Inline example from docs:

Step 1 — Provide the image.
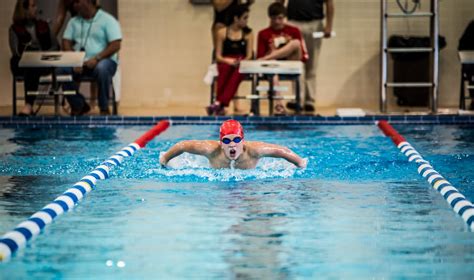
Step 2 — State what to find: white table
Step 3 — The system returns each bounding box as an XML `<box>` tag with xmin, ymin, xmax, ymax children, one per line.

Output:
<box><xmin>239</xmin><ymin>60</ymin><xmax>304</xmax><ymax>75</ymax></box>
<box><xmin>18</xmin><ymin>51</ymin><xmax>85</xmax><ymax>115</ymax></box>
<box><xmin>19</xmin><ymin>51</ymin><xmax>85</xmax><ymax>68</ymax></box>
<box><xmin>239</xmin><ymin>60</ymin><xmax>304</xmax><ymax>115</ymax></box>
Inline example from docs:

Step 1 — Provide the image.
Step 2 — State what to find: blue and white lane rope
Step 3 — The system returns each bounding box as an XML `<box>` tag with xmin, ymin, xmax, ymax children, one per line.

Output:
<box><xmin>378</xmin><ymin>120</ymin><xmax>474</xmax><ymax>231</ymax></box>
<box><xmin>397</xmin><ymin>141</ymin><xmax>474</xmax><ymax>230</ymax></box>
<box><xmin>0</xmin><ymin>120</ymin><xmax>170</xmax><ymax>262</ymax></box>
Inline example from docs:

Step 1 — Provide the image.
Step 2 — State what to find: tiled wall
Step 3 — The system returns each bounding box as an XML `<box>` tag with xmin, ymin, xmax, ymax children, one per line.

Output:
<box><xmin>1</xmin><ymin>0</ymin><xmax>473</xmax><ymax>112</ymax></box>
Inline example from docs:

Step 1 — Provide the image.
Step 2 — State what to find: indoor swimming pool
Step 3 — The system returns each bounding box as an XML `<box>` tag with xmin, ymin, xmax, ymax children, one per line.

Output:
<box><xmin>0</xmin><ymin>118</ymin><xmax>473</xmax><ymax>278</ymax></box>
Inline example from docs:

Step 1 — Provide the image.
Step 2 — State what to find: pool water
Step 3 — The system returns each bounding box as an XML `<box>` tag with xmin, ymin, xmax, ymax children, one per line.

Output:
<box><xmin>0</xmin><ymin>124</ymin><xmax>473</xmax><ymax>278</ymax></box>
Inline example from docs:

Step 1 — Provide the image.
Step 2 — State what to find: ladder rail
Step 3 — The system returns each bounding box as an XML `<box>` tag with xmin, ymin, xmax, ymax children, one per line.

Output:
<box><xmin>386</xmin><ymin>48</ymin><xmax>432</xmax><ymax>53</ymax></box>
<box><xmin>380</xmin><ymin>0</ymin><xmax>439</xmax><ymax>113</ymax></box>
<box><xmin>386</xmin><ymin>12</ymin><xmax>433</xmax><ymax>18</ymax></box>
<box><xmin>380</xmin><ymin>0</ymin><xmax>388</xmax><ymax>113</ymax></box>
<box><xmin>430</xmin><ymin>0</ymin><xmax>439</xmax><ymax>113</ymax></box>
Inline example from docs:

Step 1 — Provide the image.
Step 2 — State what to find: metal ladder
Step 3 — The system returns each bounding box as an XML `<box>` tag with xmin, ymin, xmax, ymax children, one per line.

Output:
<box><xmin>380</xmin><ymin>0</ymin><xmax>439</xmax><ymax>113</ymax></box>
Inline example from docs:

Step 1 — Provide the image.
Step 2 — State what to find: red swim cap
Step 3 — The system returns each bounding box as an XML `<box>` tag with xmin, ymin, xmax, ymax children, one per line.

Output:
<box><xmin>219</xmin><ymin>120</ymin><xmax>244</xmax><ymax>140</ymax></box>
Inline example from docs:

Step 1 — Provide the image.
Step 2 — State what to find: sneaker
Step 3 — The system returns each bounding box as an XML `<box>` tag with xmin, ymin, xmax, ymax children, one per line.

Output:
<box><xmin>286</xmin><ymin>102</ymin><xmax>298</xmax><ymax>111</ymax></box>
<box><xmin>70</xmin><ymin>103</ymin><xmax>91</xmax><ymax>116</ymax></box>
<box><xmin>216</xmin><ymin>107</ymin><xmax>226</xmax><ymax>116</ymax></box>
<box><xmin>100</xmin><ymin>108</ymin><xmax>111</xmax><ymax>115</ymax></box>
<box><xmin>206</xmin><ymin>103</ymin><xmax>222</xmax><ymax>116</ymax></box>
<box><xmin>304</xmin><ymin>103</ymin><xmax>315</xmax><ymax>112</ymax></box>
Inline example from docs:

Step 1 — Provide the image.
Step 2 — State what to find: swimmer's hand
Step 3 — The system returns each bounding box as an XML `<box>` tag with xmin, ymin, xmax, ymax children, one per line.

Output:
<box><xmin>297</xmin><ymin>158</ymin><xmax>307</xmax><ymax>169</ymax></box>
<box><xmin>159</xmin><ymin>156</ymin><xmax>168</xmax><ymax>168</ymax></box>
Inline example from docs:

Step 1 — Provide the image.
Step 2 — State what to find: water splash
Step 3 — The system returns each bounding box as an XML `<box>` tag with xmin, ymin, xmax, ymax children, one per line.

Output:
<box><xmin>150</xmin><ymin>152</ymin><xmax>304</xmax><ymax>181</ymax></box>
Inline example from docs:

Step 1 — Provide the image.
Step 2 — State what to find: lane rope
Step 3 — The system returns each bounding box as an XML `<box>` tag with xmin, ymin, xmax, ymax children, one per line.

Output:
<box><xmin>377</xmin><ymin>120</ymin><xmax>474</xmax><ymax>231</ymax></box>
<box><xmin>0</xmin><ymin>120</ymin><xmax>170</xmax><ymax>262</ymax></box>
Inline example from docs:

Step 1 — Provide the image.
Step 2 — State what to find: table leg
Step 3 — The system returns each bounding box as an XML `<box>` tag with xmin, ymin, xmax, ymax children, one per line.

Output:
<box><xmin>460</xmin><ymin>65</ymin><xmax>465</xmax><ymax>110</ymax></box>
<box><xmin>295</xmin><ymin>75</ymin><xmax>301</xmax><ymax>114</ymax></box>
<box><xmin>268</xmin><ymin>74</ymin><xmax>274</xmax><ymax>116</ymax></box>
<box><xmin>50</xmin><ymin>67</ymin><xmax>60</xmax><ymax>115</ymax></box>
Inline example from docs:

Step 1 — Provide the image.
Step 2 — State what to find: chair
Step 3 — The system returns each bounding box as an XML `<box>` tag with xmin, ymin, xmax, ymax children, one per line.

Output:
<box><xmin>12</xmin><ymin>74</ymin><xmax>23</xmax><ymax>115</ymax></box>
<box><xmin>237</xmin><ymin>60</ymin><xmax>304</xmax><ymax>116</ymax></box>
<box><xmin>459</xmin><ymin>51</ymin><xmax>474</xmax><ymax>110</ymax></box>
<box><xmin>12</xmin><ymin>71</ymin><xmax>119</xmax><ymax>115</ymax></box>
<box><xmin>459</xmin><ymin>66</ymin><xmax>474</xmax><ymax>110</ymax></box>
<box><xmin>82</xmin><ymin>61</ymin><xmax>121</xmax><ymax>115</ymax></box>
<box><xmin>12</xmin><ymin>72</ymin><xmax>62</xmax><ymax>115</ymax></box>
<box><xmin>79</xmin><ymin>76</ymin><xmax>118</xmax><ymax>115</ymax></box>
<box><xmin>209</xmin><ymin>51</ymin><xmax>258</xmax><ymax>115</ymax></box>
<box><xmin>254</xmin><ymin>73</ymin><xmax>302</xmax><ymax>115</ymax></box>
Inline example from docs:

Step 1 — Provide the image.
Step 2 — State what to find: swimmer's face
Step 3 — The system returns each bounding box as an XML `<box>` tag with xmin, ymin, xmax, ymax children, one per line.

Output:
<box><xmin>220</xmin><ymin>134</ymin><xmax>244</xmax><ymax>160</ymax></box>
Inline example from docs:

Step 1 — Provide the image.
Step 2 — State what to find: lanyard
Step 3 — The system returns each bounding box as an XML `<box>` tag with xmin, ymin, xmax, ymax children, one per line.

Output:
<box><xmin>80</xmin><ymin>18</ymin><xmax>94</xmax><ymax>51</ymax></box>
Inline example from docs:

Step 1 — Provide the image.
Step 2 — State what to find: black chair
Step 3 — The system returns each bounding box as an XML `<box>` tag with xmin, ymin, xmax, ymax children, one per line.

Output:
<box><xmin>460</xmin><ymin>63</ymin><xmax>474</xmax><ymax>110</ymax></box>
<box><xmin>12</xmin><ymin>74</ymin><xmax>24</xmax><ymax>116</ymax></box>
<box><xmin>12</xmin><ymin>73</ymin><xmax>118</xmax><ymax>115</ymax></box>
<box><xmin>79</xmin><ymin>76</ymin><xmax>118</xmax><ymax>115</ymax></box>
<box><xmin>12</xmin><ymin>72</ymin><xmax>61</xmax><ymax>115</ymax></box>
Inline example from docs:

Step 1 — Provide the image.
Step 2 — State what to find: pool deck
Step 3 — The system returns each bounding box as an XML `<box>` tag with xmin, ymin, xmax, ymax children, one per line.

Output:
<box><xmin>1</xmin><ymin>105</ymin><xmax>474</xmax><ymax>127</ymax></box>
<box><xmin>1</xmin><ymin>113</ymin><xmax>473</xmax><ymax>127</ymax></box>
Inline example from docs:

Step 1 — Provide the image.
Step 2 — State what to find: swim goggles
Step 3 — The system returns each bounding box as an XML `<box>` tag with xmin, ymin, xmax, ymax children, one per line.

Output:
<box><xmin>221</xmin><ymin>137</ymin><xmax>242</xmax><ymax>144</ymax></box>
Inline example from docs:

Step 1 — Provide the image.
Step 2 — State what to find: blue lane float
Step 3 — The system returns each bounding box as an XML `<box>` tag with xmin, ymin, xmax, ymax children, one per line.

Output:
<box><xmin>0</xmin><ymin>120</ymin><xmax>170</xmax><ymax>262</ymax></box>
<box><xmin>378</xmin><ymin>120</ymin><xmax>474</xmax><ymax>231</ymax></box>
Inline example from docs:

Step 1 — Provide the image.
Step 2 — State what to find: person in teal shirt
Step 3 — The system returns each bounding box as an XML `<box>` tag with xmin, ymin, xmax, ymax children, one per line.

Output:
<box><xmin>57</xmin><ymin>0</ymin><xmax>121</xmax><ymax>115</ymax></box>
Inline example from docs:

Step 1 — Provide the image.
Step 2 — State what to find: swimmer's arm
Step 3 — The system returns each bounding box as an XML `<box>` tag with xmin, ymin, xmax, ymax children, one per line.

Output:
<box><xmin>160</xmin><ymin>140</ymin><xmax>215</xmax><ymax>167</ymax></box>
<box><xmin>257</xmin><ymin>143</ymin><xmax>307</xmax><ymax>168</ymax></box>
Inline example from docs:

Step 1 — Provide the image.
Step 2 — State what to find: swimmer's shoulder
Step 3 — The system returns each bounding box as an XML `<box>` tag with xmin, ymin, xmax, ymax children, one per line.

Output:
<box><xmin>179</xmin><ymin>140</ymin><xmax>220</xmax><ymax>155</ymax></box>
<box><xmin>245</xmin><ymin>141</ymin><xmax>267</xmax><ymax>147</ymax></box>
<box><xmin>244</xmin><ymin>141</ymin><xmax>267</xmax><ymax>156</ymax></box>
<box><xmin>202</xmin><ymin>140</ymin><xmax>222</xmax><ymax>156</ymax></box>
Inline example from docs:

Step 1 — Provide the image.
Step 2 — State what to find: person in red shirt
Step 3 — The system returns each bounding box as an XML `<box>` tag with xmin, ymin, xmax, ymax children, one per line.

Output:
<box><xmin>256</xmin><ymin>2</ymin><xmax>307</xmax><ymax>115</ymax></box>
<box><xmin>257</xmin><ymin>2</ymin><xmax>307</xmax><ymax>62</ymax></box>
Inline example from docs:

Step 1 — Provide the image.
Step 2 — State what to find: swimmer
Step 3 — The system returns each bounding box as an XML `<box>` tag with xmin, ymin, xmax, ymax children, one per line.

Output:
<box><xmin>160</xmin><ymin>120</ymin><xmax>307</xmax><ymax>169</ymax></box>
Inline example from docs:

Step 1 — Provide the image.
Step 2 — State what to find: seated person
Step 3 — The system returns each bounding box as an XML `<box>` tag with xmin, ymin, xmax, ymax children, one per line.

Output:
<box><xmin>207</xmin><ymin>4</ymin><xmax>254</xmax><ymax>116</ymax></box>
<box><xmin>160</xmin><ymin>120</ymin><xmax>307</xmax><ymax>169</ymax></box>
<box><xmin>57</xmin><ymin>0</ymin><xmax>121</xmax><ymax>116</ymax></box>
<box><xmin>459</xmin><ymin>19</ymin><xmax>474</xmax><ymax>110</ymax></box>
<box><xmin>9</xmin><ymin>0</ymin><xmax>58</xmax><ymax>116</ymax></box>
<box><xmin>256</xmin><ymin>2</ymin><xmax>308</xmax><ymax>115</ymax></box>
<box><xmin>211</xmin><ymin>0</ymin><xmax>254</xmax><ymax>114</ymax></box>
<box><xmin>211</xmin><ymin>0</ymin><xmax>254</xmax><ymax>47</ymax></box>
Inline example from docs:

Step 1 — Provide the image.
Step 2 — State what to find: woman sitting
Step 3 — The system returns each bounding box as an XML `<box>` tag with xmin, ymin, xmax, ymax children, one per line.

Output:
<box><xmin>9</xmin><ymin>0</ymin><xmax>58</xmax><ymax>116</ymax></box>
<box><xmin>206</xmin><ymin>4</ymin><xmax>254</xmax><ymax>116</ymax></box>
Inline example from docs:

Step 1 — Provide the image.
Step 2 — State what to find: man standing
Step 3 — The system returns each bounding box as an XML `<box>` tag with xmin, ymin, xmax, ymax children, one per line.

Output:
<box><xmin>59</xmin><ymin>0</ymin><xmax>121</xmax><ymax>115</ymax></box>
<box><xmin>278</xmin><ymin>0</ymin><xmax>334</xmax><ymax>113</ymax></box>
